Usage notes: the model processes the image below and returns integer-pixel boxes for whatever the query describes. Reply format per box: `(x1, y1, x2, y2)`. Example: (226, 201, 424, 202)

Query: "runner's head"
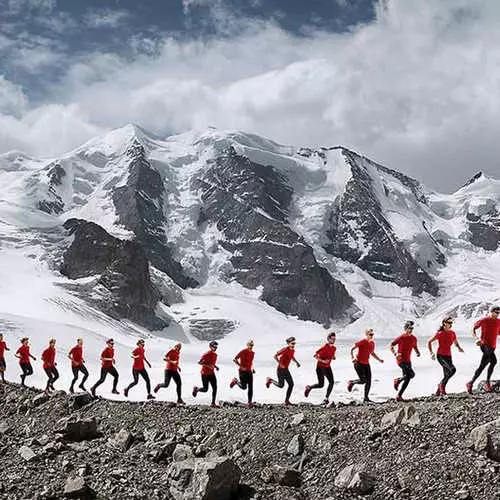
(174, 343, 182, 352)
(404, 320, 414, 333)
(491, 305, 500, 318)
(0, 333, 3, 340)
(21, 337, 29, 345)
(77, 338, 83, 346)
(365, 329, 375, 341)
(286, 336, 296, 347)
(246, 339, 255, 349)
(106, 338, 114, 347)
(441, 316, 454, 331)
(327, 332, 336, 344)
(49, 338, 56, 346)
(137, 339, 145, 347)
(209, 341, 218, 351)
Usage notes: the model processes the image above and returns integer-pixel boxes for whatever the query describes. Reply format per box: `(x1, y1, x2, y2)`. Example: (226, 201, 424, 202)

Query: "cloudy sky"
(0, 0, 498, 190)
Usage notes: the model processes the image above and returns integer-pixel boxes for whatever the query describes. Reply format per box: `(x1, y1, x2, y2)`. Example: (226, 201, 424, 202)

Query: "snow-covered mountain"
(0, 124, 498, 402)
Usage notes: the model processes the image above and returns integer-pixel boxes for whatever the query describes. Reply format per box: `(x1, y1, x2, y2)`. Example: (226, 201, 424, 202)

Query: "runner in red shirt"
(265, 337, 300, 406)
(192, 341, 220, 407)
(0, 333, 10, 383)
(428, 317, 464, 395)
(68, 338, 89, 393)
(15, 337, 36, 386)
(124, 339, 154, 400)
(154, 343, 184, 405)
(229, 339, 256, 407)
(304, 332, 337, 405)
(91, 339, 120, 396)
(467, 305, 500, 393)
(41, 338, 59, 393)
(347, 329, 384, 403)
(390, 321, 421, 402)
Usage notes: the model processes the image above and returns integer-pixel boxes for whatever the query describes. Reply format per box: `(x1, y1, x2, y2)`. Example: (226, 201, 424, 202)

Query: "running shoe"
(111, 389, 120, 395)
(69, 387, 75, 394)
(177, 399, 186, 405)
(154, 384, 161, 394)
(322, 399, 329, 406)
(147, 394, 155, 400)
(466, 381, 473, 394)
(90, 387, 96, 397)
(484, 382, 493, 392)
(395, 396, 407, 402)
(347, 380, 354, 393)
(265, 377, 272, 389)
(123, 388, 129, 398)
(438, 383, 446, 395)
(210, 403, 220, 408)
(393, 378, 401, 391)
(192, 386, 198, 397)
(304, 385, 311, 398)
(229, 377, 238, 389)
(247, 402, 256, 408)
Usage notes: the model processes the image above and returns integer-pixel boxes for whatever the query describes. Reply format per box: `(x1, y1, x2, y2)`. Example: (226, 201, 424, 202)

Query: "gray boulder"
(18, 446, 37, 462)
(68, 392, 93, 410)
(381, 406, 420, 430)
(32, 392, 49, 407)
(108, 428, 133, 452)
(470, 418, 500, 462)
(287, 434, 305, 456)
(63, 476, 89, 498)
(57, 417, 100, 442)
(173, 444, 195, 462)
(261, 465, 301, 487)
(335, 463, 375, 495)
(167, 456, 241, 500)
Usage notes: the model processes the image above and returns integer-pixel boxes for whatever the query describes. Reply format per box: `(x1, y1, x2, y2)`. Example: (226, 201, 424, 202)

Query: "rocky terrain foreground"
(0, 383, 499, 500)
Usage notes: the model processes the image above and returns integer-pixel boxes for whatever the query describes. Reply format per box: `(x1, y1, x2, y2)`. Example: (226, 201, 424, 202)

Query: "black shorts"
(0, 357, 5, 371)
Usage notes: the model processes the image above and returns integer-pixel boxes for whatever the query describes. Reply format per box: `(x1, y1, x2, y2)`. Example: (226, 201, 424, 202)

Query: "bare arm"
(371, 352, 384, 363)
(454, 338, 464, 353)
(428, 335, 437, 358)
(273, 352, 280, 364)
(350, 345, 357, 361)
(292, 356, 300, 368)
(233, 356, 240, 366)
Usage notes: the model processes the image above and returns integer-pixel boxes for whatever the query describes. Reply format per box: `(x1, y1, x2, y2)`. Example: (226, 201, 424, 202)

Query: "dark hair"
(286, 337, 296, 344)
(327, 332, 336, 339)
(437, 316, 454, 332)
(404, 320, 414, 330)
(491, 305, 500, 313)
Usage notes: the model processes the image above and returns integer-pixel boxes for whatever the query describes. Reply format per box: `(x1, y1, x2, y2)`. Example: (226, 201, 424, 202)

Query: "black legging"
(236, 370, 253, 403)
(20, 363, 33, 386)
(197, 374, 217, 404)
(437, 355, 456, 388)
(309, 366, 334, 398)
(471, 345, 497, 384)
(70, 365, 89, 390)
(396, 361, 415, 397)
(352, 361, 372, 400)
(44, 367, 59, 390)
(92, 366, 119, 392)
(270, 367, 294, 402)
(126, 369, 151, 394)
(157, 370, 182, 399)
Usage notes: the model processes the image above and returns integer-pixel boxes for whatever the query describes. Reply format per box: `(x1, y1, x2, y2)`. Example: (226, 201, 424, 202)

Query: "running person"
(428, 316, 464, 395)
(68, 338, 89, 393)
(390, 321, 420, 402)
(15, 337, 36, 386)
(304, 332, 337, 405)
(347, 329, 384, 403)
(41, 338, 59, 393)
(124, 339, 155, 400)
(154, 343, 184, 404)
(192, 341, 219, 408)
(91, 339, 119, 396)
(0, 333, 10, 383)
(230, 339, 256, 407)
(265, 337, 300, 406)
(467, 305, 500, 393)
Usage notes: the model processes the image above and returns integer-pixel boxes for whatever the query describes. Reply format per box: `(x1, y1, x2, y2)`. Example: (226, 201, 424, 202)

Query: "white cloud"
(2, 0, 500, 189)
(83, 8, 130, 29)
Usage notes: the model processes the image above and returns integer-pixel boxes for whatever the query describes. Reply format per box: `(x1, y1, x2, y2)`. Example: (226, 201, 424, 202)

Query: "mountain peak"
(461, 171, 485, 189)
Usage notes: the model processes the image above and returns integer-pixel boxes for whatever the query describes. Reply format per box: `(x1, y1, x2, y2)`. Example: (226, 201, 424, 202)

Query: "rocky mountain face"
(1, 383, 499, 499)
(1, 124, 499, 335)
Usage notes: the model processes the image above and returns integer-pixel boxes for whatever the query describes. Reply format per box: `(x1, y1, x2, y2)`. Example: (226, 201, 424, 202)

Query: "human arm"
(292, 356, 300, 368)
(453, 338, 464, 353)
(428, 335, 437, 359)
(371, 352, 384, 363)
(350, 345, 357, 362)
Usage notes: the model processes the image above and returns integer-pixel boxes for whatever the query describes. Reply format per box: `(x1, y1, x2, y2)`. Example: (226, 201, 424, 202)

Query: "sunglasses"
(445, 321, 453, 324)
(368, 333, 374, 337)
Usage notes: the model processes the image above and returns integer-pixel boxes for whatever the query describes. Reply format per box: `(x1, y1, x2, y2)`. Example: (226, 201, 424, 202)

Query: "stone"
(173, 444, 194, 462)
(291, 413, 305, 425)
(287, 434, 305, 456)
(108, 428, 133, 452)
(381, 406, 420, 430)
(18, 446, 37, 462)
(261, 466, 301, 487)
(0, 422, 11, 435)
(68, 392, 93, 410)
(57, 418, 100, 442)
(335, 463, 376, 495)
(470, 418, 500, 462)
(32, 392, 49, 407)
(455, 489, 471, 500)
(63, 476, 89, 498)
(167, 457, 241, 500)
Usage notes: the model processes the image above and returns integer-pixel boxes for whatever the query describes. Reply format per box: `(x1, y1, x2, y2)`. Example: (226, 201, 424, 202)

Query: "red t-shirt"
(101, 347, 114, 369)
(391, 334, 417, 364)
(166, 349, 180, 371)
(200, 350, 217, 375)
(235, 349, 254, 371)
(474, 317, 500, 349)
(435, 329, 456, 356)
(0, 341, 7, 358)
(277, 347, 295, 369)
(355, 339, 374, 364)
(41, 346, 56, 369)
(315, 344, 337, 368)
(132, 346, 145, 371)
(69, 345, 83, 367)
(16, 344, 31, 364)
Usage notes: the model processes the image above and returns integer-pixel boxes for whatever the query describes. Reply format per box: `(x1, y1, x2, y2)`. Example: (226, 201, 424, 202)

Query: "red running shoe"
(154, 384, 160, 394)
(304, 385, 311, 398)
(265, 377, 272, 389)
(229, 377, 238, 389)
(210, 403, 220, 408)
(393, 378, 401, 391)
(283, 400, 292, 407)
(123, 388, 129, 398)
(177, 399, 186, 405)
(484, 382, 493, 392)
(347, 380, 354, 393)
(147, 394, 155, 400)
(466, 381, 473, 394)
(248, 402, 256, 408)
(192, 386, 198, 397)
(112, 389, 120, 395)
(395, 396, 407, 402)
(438, 383, 446, 395)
